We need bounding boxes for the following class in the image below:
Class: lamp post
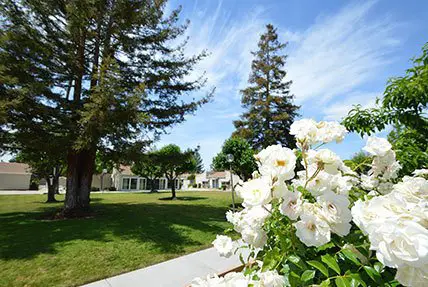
[226,154,235,211]
[101,168,107,192]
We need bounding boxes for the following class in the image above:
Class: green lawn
[0,191,235,287]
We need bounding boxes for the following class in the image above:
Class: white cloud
[183,2,267,106]
[286,1,401,105]
[323,91,379,121]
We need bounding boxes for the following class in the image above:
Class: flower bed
[191,119,428,287]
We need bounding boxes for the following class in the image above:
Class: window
[130,178,138,190]
[122,178,130,190]
[139,178,146,190]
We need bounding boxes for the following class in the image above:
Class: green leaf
[321,254,341,275]
[363,266,381,283]
[374,262,383,273]
[349,273,367,287]
[335,277,351,287]
[341,249,361,266]
[239,252,245,265]
[307,260,329,277]
[288,255,306,270]
[300,270,315,282]
[320,278,331,287]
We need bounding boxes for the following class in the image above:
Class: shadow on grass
[0,198,228,260]
[158,196,208,201]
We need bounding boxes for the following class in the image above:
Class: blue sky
[156,0,428,169]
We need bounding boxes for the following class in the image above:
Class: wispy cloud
[183,1,267,106]
[323,91,379,121]
[158,0,404,169]
[286,1,401,106]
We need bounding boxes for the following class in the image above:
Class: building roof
[0,162,31,174]
[118,165,134,175]
[207,171,227,178]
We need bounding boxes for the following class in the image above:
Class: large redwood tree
[0,0,210,214]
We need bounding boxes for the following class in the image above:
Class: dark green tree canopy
[193,146,204,173]
[212,137,257,181]
[233,24,300,150]
[131,150,163,192]
[156,144,197,199]
[0,0,210,212]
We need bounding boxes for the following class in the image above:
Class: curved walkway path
[82,245,248,287]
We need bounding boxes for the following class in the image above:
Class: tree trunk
[171,178,176,200]
[46,177,56,203]
[53,173,60,195]
[64,148,96,215]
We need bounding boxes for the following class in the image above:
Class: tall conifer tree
[0,0,210,214]
[233,24,299,150]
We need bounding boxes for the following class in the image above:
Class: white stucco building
[111,165,240,191]
[0,162,32,190]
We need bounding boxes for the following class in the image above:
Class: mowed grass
[0,191,236,287]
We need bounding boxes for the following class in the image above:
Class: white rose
[330,174,354,196]
[191,274,225,287]
[375,221,428,269]
[241,227,267,248]
[395,265,428,287]
[304,170,332,196]
[363,136,392,157]
[294,212,331,247]
[238,177,272,207]
[377,181,394,195]
[272,179,287,199]
[393,176,428,203]
[314,149,341,174]
[317,191,352,236]
[316,121,348,143]
[279,190,302,220]
[257,270,285,287]
[413,169,428,177]
[256,145,296,180]
[212,235,235,258]
[290,119,318,146]
[360,174,379,190]
[223,272,250,287]
[351,197,396,235]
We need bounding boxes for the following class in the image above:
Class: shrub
[192,119,426,287]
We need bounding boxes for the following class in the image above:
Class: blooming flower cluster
[191,270,284,287]
[289,119,347,149]
[352,175,428,287]
[360,137,401,194]
[193,118,427,287]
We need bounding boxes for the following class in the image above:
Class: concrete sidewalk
[82,246,249,287]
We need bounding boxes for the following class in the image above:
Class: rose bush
[191,119,427,287]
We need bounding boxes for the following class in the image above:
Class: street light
[101,168,108,192]
[226,154,235,211]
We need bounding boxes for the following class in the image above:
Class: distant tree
[233,24,300,150]
[343,151,372,175]
[0,1,210,215]
[157,144,197,199]
[212,137,257,181]
[131,152,163,192]
[193,146,205,173]
[13,150,65,202]
[94,150,115,175]
[343,42,428,136]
